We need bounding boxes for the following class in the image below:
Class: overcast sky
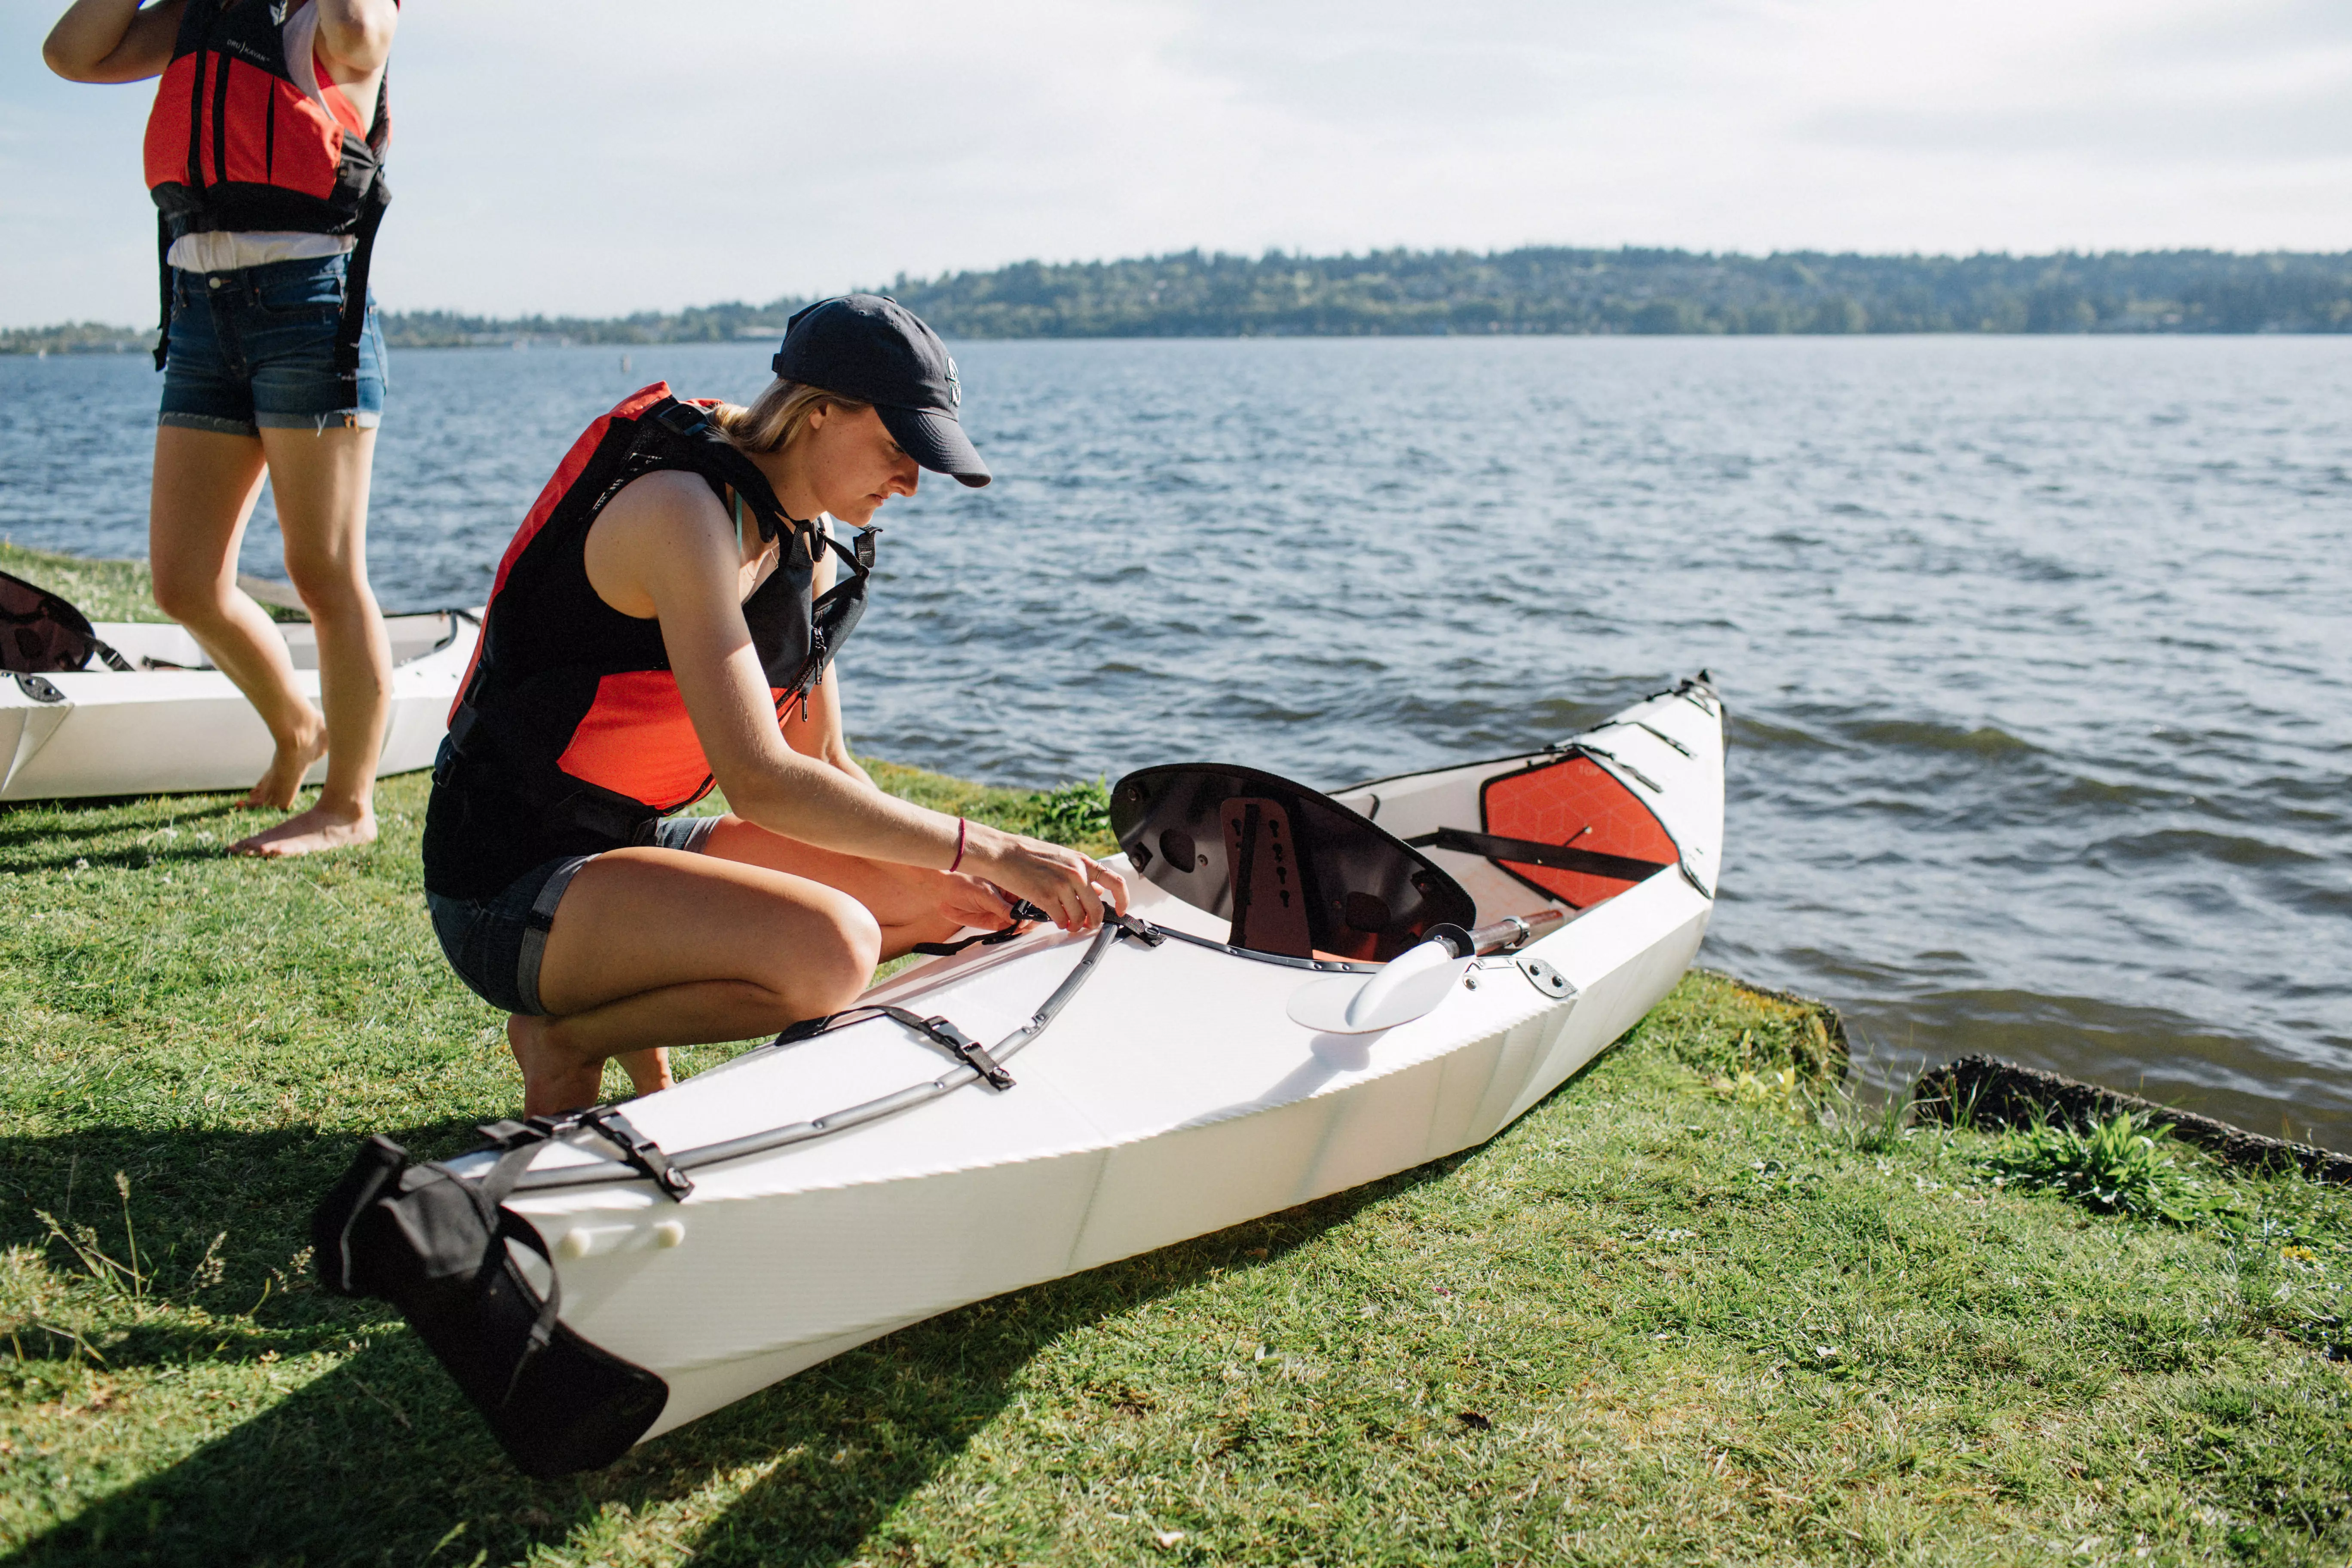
[3,0,2347,327]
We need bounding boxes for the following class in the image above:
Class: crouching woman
[423,296,1126,1115]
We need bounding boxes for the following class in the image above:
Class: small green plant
[1842,1090,1914,1155]
[1988,1111,2217,1226]
[1025,776,1113,848]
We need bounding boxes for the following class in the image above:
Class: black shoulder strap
[330,181,389,395]
[645,400,799,545]
[153,214,174,372]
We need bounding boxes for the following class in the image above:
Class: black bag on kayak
[0,570,132,675]
[312,1127,669,1477]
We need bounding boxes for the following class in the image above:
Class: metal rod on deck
[1466,909,1568,955]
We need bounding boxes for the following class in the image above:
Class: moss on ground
[0,774,2346,1566]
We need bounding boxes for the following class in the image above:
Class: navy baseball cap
[772,294,989,487]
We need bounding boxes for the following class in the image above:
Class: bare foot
[229,797,377,858]
[239,719,329,810]
[617,1047,673,1098]
[509,1014,606,1118]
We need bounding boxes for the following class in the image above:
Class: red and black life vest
[421,384,876,900]
[142,0,393,379]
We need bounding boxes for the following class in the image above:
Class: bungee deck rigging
[500,906,1161,1193]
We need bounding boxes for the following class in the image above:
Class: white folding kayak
[315,674,1726,1476]
[0,610,478,800]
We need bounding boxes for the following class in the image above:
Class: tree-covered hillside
[7,247,2347,353]
[874,247,2352,339]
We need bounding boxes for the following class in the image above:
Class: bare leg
[697,815,1000,956]
[524,818,1012,1107]
[507,846,883,1117]
[148,426,328,809]
[230,423,391,857]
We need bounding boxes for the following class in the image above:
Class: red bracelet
[948,816,967,873]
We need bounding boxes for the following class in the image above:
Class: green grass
[1,777,2347,1565]
[0,539,306,625]
[1988,1113,2223,1228]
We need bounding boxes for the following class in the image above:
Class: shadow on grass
[0,796,247,860]
[2,1119,1463,1566]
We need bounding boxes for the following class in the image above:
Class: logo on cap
[945,357,961,409]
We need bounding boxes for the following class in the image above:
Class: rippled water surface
[4,336,2347,1145]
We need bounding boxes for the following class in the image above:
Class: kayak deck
[484,679,1726,1444]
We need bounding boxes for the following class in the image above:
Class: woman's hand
[962,824,1129,933]
[931,870,1016,934]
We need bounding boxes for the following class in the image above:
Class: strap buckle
[916,1014,1016,1092]
[578,1106,695,1200]
[1110,910,1166,947]
[477,1109,692,1200]
[652,401,710,438]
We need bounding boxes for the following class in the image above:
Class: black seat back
[0,570,123,675]
[1111,763,1475,962]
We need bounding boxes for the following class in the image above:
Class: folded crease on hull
[315,673,1728,1475]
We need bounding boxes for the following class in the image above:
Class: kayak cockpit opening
[1110,763,1477,963]
[1120,738,1702,965]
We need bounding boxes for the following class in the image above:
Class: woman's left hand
[929,870,1018,934]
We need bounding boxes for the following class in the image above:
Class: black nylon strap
[777,1004,1015,1090]
[579,1106,694,1199]
[650,401,796,543]
[493,1215,565,1408]
[910,900,1051,957]
[469,1127,557,1213]
[910,927,1024,958]
[208,42,232,189]
[184,35,207,188]
[331,188,388,387]
[1406,827,1672,884]
[153,215,174,372]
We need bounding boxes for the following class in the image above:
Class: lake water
[3,335,2348,1148]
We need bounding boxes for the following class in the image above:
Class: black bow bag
[311,1132,669,1477]
[0,569,132,675]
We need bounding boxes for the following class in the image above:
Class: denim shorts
[426,815,721,1017]
[158,254,386,437]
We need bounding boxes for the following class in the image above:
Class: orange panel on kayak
[1481,755,1678,909]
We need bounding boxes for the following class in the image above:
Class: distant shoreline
[8,243,2349,354]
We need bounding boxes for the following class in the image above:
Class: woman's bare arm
[43,0,182,83]
[781,664,874,784]
[312,0,395,78]
[586,475,1124,927]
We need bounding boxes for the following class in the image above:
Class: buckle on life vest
[651,402,710,438]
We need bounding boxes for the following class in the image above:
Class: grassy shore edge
[0,560,2345,1564]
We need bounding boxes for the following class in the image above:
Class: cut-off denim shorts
[158,253,386,437]
[426,815,721,1017]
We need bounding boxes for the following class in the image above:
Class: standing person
[43,0,399,856]
[424,296,1129,1115]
